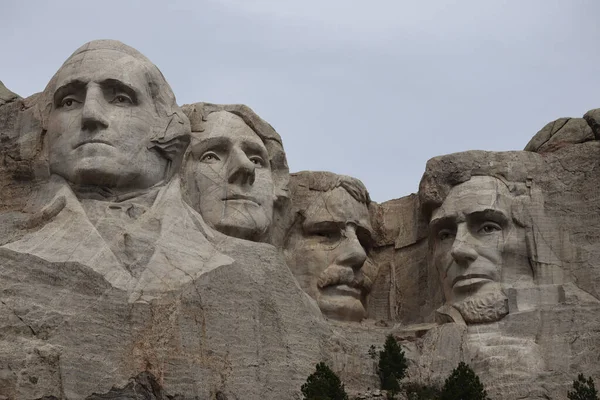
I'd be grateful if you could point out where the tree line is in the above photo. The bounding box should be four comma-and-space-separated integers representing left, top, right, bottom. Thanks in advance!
301, 335, 599, 400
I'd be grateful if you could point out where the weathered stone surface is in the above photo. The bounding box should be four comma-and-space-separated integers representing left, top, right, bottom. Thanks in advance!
524, 117, 594, 153
0, 238, 334, 398
4, 38, 600, 400
410, 142, 600, 399
368, 193, 430, 324
584, 108, 600, 139
0, 88, 45, 218
0, 40, 334, 399
406, 301, 600, 399
85, 372, 179, 399
0, 81, 18, 106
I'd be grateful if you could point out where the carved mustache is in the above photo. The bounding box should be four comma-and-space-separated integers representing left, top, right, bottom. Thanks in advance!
317, 264, 370, 291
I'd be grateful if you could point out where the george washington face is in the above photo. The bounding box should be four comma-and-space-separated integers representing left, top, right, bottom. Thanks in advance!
47, 49, 169, 190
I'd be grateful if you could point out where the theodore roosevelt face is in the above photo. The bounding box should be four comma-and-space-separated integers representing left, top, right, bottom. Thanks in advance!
285, 186, 374, 322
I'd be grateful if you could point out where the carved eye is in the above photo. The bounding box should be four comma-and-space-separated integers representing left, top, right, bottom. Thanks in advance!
438, 229, 455, 241
60, 97, 80, 109
479, 222, 501, 234
315, 228, 341, 242
200, 152, 220, 163
249, 156, 265, 167
111, 94, 133, 105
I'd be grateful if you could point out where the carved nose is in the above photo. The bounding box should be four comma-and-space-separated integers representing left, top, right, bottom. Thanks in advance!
335, 225, 367, 270
227, 149, 256, 185
450, 225, 478, 265
81, 87, 109, 131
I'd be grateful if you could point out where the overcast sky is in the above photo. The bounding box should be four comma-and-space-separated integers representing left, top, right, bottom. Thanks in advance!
2, 1, 600, 202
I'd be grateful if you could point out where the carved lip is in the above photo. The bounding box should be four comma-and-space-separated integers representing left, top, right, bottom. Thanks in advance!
452, 274, 493, 289
74, 139, 114, 149
223, 194, 260, 205
321, 284, 362, 300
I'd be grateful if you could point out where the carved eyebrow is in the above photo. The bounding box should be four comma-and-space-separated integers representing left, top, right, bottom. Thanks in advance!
466, 209, 510, 224
303, 219, 342, 232
190, 136, 231, 155
99, 79, 139, 103
53, 79, 86, 105
429, 216, 457, 231
241, 139, 269, 159
303, 219, 373, 237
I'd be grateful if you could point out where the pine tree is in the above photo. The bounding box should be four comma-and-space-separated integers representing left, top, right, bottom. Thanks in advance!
568, 373, 599, 400
301, 362, 349, 400
440, 362, 490, 400
378, 334, 408, 397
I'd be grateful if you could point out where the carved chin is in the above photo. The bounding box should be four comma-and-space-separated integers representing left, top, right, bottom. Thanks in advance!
214, 214, 270, 241
453, 290, 509, 324
317, 294, 366, 322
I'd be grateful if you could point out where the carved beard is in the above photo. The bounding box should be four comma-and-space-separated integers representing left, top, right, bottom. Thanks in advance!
453, 290, 509, 324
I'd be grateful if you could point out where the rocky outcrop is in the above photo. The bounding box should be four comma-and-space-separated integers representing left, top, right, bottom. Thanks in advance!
3, 39, 600, 400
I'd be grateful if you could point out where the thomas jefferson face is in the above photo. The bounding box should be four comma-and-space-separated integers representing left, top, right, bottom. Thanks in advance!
182, 111, 276, 241
47, 49, 168, 190
429, 176, 529, 306
285, 187, 374, 322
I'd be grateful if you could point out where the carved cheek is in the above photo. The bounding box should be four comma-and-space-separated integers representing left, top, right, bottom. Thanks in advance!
433, 241, 452, 274
290, 240, 330, 295
307, 242, 335, 276
477, 233, 505, 266
108, 113, 144, 150
199, 162, 226, 186
48, 112, 79, 143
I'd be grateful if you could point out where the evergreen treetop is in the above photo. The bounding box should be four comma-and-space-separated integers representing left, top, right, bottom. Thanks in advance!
378, 334, 408, 397
301, 362, 349, 400
568, 373, 599, 400
440, 361, 490, 400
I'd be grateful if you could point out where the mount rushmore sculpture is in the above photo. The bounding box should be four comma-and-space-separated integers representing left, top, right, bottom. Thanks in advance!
1, 39, 600, 399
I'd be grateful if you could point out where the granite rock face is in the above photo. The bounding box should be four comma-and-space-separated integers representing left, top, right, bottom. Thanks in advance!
2, 39, 600, 400
410, 142, 600, 398
0, 40, 331, 400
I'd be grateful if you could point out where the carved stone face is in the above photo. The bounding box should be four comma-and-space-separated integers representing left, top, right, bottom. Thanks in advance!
285, 187, 373, 321
47, 49, 168, 190
429, 176, 529, 308
183, 111, 275, 241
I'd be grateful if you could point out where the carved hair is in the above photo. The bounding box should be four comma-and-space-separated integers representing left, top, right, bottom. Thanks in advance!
38, 40, 191, 177
288, 170, 371, 206
285, 170, 372, 248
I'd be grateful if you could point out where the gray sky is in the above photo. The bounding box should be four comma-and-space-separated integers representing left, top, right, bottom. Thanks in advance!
2, 1, 600, 202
